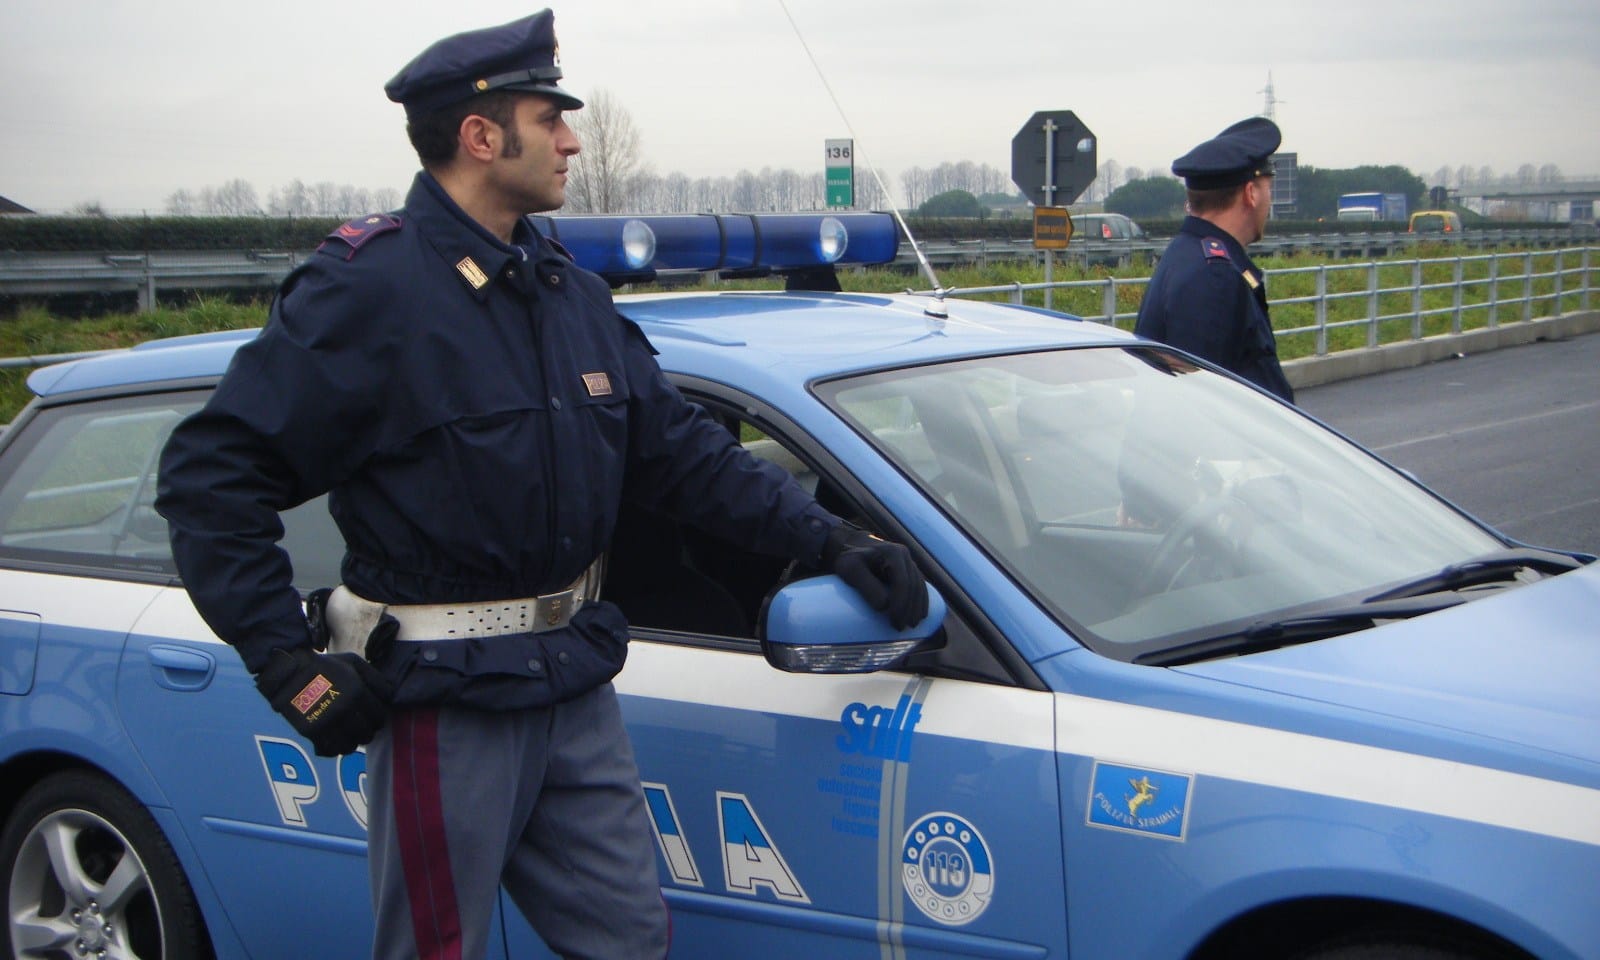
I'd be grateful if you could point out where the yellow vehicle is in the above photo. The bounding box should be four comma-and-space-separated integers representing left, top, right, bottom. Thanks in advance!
1409, 210, 1463, 234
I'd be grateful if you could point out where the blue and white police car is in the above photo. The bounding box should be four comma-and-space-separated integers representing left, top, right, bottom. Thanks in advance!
1, 212, 1596, 960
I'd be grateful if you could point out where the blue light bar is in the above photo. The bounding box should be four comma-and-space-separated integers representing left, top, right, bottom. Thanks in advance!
527, 212, 899, 282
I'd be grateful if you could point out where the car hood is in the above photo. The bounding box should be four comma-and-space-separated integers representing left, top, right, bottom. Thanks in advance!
1173, 562, 1600, 767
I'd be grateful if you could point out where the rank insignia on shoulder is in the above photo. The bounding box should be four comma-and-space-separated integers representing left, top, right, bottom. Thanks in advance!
317, 213, 402, 261
1202, 237, 1230, 260
456, 256, 490, 290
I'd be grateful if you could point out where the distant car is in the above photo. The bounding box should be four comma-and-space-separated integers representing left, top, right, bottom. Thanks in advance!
1071, 211, 1145, 241
2, 212, 1598, 960
1070, 212, 1146, 266
1409, 210, 1464, 234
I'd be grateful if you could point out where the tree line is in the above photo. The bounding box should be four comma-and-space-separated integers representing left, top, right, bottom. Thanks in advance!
148, 89, 1570, 222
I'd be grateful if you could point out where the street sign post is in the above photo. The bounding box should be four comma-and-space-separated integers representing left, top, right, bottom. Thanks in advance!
825, 139, 854, 209
1012, 111, 1096, 308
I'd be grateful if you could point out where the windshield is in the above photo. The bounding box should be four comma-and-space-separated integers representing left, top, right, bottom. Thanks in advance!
818, 346, 1506, 660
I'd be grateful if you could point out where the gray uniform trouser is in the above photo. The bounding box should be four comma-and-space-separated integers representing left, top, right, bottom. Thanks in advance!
365, 683, 669, 960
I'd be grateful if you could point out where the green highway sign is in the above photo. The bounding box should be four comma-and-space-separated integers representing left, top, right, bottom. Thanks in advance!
825, 139, 854, 209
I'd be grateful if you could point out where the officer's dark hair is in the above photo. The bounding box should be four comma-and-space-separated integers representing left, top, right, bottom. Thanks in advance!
1186, 183, 1248, 216
406, 92, 520, 169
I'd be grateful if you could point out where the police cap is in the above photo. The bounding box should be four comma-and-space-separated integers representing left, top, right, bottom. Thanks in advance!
385, 10, 584, 120
1171, 117, 1281, 190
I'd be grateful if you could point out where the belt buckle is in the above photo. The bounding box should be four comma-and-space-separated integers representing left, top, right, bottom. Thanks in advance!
534, 589, 577, 631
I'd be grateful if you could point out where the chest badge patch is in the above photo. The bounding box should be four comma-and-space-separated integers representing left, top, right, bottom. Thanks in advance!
582, 372, 613, 397
1086, 761, 1193, 841
456, 256, 489, 290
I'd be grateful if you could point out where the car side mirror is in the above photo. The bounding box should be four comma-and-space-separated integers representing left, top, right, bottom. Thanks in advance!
760, 574, 946, 674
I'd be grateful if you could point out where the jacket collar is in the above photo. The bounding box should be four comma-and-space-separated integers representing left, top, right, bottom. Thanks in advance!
404, 172, 568, 300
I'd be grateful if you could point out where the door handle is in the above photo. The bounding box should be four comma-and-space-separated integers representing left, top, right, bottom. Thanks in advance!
147, 644, 216, 691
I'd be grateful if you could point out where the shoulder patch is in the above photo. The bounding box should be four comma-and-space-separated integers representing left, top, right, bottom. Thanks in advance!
1201, 237, 1231, 261
317, 214, 402, 261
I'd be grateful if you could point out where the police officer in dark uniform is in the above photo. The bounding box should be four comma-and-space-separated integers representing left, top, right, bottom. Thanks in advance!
154, 11, 927, 960
1134, 117, 1294, 402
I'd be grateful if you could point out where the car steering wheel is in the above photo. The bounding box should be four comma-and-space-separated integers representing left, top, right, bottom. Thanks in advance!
1132, 495, 1242, 600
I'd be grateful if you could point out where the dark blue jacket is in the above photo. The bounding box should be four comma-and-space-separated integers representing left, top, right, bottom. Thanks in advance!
157, 173, 836, 707
1134, 216, 1294, 403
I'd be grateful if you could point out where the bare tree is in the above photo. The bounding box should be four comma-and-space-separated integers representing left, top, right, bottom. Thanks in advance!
165, 189, 196, 215
567, 88, 646, 213
1537, 164, 1563, 185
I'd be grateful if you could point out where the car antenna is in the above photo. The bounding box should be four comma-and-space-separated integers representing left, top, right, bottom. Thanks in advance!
776, 0, 949, 322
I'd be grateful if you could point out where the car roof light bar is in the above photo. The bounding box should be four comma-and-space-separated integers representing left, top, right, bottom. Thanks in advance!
527, 212, 898, 286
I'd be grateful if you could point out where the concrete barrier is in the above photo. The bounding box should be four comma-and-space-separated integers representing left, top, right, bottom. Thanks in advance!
1283, 310, 1600, 390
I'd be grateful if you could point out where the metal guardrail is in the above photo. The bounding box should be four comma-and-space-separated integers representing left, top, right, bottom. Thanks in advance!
0, 229, 1585, 312
0, 250, 311, 311
924, 246, 1597, 357
895, 226, 1587, 270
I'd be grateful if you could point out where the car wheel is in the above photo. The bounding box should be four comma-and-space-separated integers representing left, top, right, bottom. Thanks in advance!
1, 770, 211, 960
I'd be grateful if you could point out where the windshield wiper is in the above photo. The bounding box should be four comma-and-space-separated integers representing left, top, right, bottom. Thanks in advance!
1137, 594, 1465, 667
1363, 547, 1581, 603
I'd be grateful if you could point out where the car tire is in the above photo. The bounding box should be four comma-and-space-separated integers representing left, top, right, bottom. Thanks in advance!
1, 770, 211, 960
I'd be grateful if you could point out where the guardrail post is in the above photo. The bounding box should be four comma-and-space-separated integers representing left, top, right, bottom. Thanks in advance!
1452, 257, 1464, 334
139, 269, 156, 313
1010, 281, 1023, 306
1552, 249, 1564, 314
1315, 266, 1328, 355
1488, 255, 1500, 328
1103, 278, 1116, 325
1585, 247, 1593, 312
1411, 259, 1423, 340
1366, 262, 1379, 348
1523, 252, 1534, 323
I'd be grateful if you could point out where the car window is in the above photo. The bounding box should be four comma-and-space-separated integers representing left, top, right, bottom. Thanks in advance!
818, 346, 1505, 659
0, 392, 344, 590
605, 412, 838, 642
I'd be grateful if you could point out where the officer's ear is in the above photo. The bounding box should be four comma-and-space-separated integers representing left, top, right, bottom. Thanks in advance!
457, 114, 501, 164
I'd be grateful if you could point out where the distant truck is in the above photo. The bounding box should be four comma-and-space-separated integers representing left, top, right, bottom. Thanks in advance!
1337, 191, 1408, 222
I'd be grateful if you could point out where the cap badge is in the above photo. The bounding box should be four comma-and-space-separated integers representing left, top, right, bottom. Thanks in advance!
474, 79, 489, 92
456, 256, 489, 290
553, 42, 560, 67
582, 372, 613, 397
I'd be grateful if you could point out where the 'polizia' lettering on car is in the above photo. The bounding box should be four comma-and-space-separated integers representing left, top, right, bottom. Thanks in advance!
2, 212, 1596, 960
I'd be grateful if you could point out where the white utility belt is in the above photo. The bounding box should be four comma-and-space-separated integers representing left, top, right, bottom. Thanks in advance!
323, 559, 603, 657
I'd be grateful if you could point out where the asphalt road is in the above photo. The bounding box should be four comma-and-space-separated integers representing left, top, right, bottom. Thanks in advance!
1297, 332, 1600, 556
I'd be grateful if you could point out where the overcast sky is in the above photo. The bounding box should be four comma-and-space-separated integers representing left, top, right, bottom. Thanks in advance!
3, 0, 1596, 213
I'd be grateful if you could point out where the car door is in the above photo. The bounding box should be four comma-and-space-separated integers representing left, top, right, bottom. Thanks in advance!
528, 396, 1071, 959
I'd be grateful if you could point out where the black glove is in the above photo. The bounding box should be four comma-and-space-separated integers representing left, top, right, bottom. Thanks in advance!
822, 524, 930, 631
253, 646, 395, 758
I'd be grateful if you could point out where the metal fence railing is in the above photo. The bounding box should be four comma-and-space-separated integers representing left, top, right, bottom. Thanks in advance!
922, 246, 1597, 357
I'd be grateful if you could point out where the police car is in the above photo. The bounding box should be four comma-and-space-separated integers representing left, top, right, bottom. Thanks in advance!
0, 212, 1595, 960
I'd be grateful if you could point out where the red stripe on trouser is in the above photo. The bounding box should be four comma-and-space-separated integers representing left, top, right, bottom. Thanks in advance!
393, 710, 463, 960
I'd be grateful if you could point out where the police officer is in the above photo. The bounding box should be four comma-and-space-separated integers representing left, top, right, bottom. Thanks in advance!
1134, 117, 1294, 403
154, 11, 927, 960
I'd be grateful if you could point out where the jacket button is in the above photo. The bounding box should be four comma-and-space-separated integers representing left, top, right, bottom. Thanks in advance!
557, 651, 571, 665
547, 273, 562, 287
423, 649, 439, 663
527, 658, 543, 673
551, 397, 562, 410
